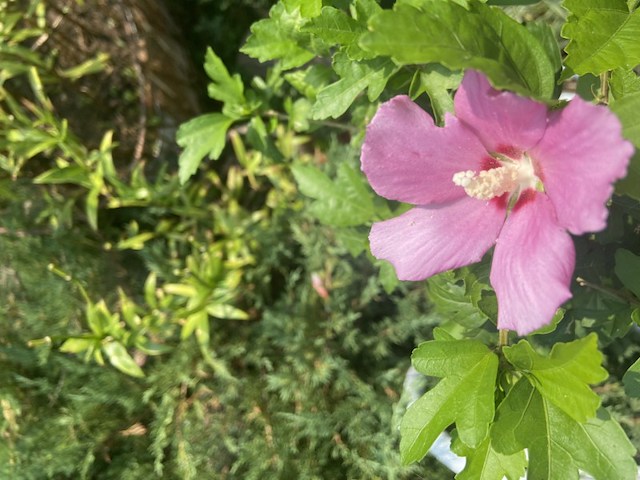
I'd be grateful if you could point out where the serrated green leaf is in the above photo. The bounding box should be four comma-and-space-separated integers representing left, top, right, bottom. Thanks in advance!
334, 227, 368, 256
563, 1, 640, 74
492, 378, 637, 480
400, 339, 498, 464
283, 0, 322, 18
311, 54, 398, 119
610, 68, 640, 100
360, 0, 555, 98
427, 268, 491, 330
411, 65, 462, 125
302, 6, 370, 60
292, 162, 376, 226
451, 433, 526, 480
103, 341, 145, 378
241, 3, 314, 70
291, 164, 335, 199
615, 248, 640, 299
204, 47, 245, 106
502, 335, 607, 423
176, 113, 233, 184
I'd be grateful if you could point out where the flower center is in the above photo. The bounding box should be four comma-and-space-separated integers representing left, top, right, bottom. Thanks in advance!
452, 152, 542, 203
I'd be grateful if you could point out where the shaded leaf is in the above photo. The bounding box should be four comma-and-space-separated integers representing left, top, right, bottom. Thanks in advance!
177, 113, 233, 184
492, 379, 637, 480
623, 356, 640, 397
615, 248, 640, 299
204, 47, 245, 106
292, 162, 375, 226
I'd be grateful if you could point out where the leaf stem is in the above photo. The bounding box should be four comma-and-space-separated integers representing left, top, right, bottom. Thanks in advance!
598, 71, 610, 105
498, 329, 509, 348
576, 277, 640, 306
263, 110, 357, 133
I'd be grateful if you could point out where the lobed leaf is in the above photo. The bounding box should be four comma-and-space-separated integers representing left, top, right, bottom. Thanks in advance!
452, 433, 526, 480
400, 339, 498, 464
492, 379, 637, 480
503, 334, 607, 423
360, 0, 556, 98
204, 47, 245, 106
176, 113, 234, 184
310, 53, 398, 119
241, 2, 314, 70
563, 0, 640, 75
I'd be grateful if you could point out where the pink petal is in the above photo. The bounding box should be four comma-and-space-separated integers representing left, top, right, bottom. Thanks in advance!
370, 197, 505, 281
530, 96, 634, 235
490, 193, 575, 335
361, 96, 489, 205
455, 70, 548, 153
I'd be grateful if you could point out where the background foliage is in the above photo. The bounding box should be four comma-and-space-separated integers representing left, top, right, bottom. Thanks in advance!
1, 0, 640, 479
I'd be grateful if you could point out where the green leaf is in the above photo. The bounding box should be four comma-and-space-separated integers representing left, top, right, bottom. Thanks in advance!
492, 379, 637, 480
610, 68, 640, 100
451, 433, 526, 480
241, 2, 314, 70
502, 334, 607, 423
427, 268, 492, 330
400, 339, 498, 464
283, 0, 322, 18
377, 260, 399, 294
487, 0, 540, 4
204, 47, 245, 106
563, 1, 640, 74
206, 303, 249, 320
410, 65, 462, 125
615, 248, 640, 299
33, 165, 92, 188
60, 337, 97, 354
623, 356, 640, 397
360, 1, 555, 98
176, 113, 233, 184
102, 341, 145, 378
302, 7, 370, 60
310, 53, 398, 119
291, 162, 376, 226
611, 92, 640, 199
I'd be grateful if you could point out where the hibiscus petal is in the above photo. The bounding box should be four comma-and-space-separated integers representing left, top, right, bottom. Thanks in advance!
530, 96, 634, 235
361, 95, 488, 205
455, 70, 548, 153
370, 197, 505, 281
490, 193, 575, 335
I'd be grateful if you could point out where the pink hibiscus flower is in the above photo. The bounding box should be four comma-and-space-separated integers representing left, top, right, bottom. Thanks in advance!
361, 70, 634, 335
